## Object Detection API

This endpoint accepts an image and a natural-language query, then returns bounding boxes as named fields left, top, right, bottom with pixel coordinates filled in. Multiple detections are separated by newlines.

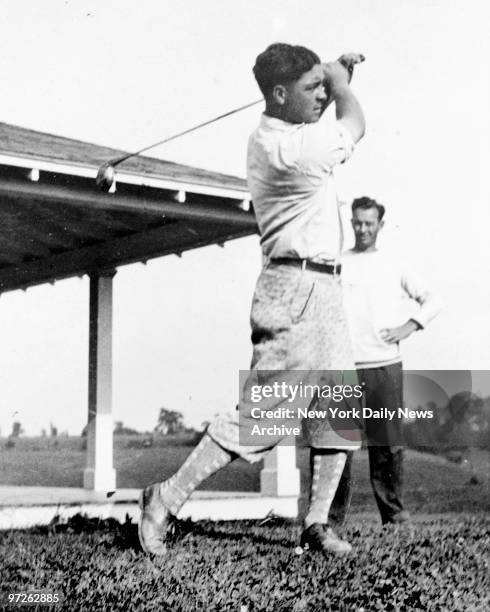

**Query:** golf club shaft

left=111, top=99, right=263, bottom=167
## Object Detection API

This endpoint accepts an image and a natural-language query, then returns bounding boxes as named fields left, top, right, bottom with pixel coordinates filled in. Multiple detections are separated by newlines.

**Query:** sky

left=0, top=0, right=488, bottom=435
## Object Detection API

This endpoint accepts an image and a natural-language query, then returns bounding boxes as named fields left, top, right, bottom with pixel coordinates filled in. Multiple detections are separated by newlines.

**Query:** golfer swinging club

left=139, top=43, right=366, bottom=556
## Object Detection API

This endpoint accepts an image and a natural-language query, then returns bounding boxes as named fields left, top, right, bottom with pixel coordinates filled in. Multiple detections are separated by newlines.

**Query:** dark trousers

left=330, top=362, right=405, bottom=525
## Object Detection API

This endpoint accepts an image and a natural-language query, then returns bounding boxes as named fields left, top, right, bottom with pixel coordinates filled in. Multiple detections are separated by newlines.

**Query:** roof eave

left=0, top=151, right=251, bottom=202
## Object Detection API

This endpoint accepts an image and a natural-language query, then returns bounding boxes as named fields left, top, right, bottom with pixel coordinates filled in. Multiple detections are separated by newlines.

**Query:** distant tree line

left=404, top=392, right=490, bottom=452
left=80, top=406, right=191, bottom=438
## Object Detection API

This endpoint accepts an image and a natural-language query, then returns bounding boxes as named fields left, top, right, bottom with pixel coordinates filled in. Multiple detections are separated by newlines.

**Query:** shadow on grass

left=174, top=515, right=297, bottom=548
left=25, top=514, right=141, bottom=551
left=31, top=513, right=298, bottom=554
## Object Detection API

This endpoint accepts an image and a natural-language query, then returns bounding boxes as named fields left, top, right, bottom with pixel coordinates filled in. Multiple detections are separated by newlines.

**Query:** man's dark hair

left=253, top=43, right=320, bottom=98
left=352, top=196, right=386, bottom=221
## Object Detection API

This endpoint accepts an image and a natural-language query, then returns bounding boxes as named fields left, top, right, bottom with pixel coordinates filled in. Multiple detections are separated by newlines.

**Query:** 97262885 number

left=4, top=592, right=62, bottom=606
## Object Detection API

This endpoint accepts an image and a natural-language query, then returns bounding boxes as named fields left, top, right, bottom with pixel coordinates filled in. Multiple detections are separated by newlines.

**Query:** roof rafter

left=0, top=222, right=253, bottom=292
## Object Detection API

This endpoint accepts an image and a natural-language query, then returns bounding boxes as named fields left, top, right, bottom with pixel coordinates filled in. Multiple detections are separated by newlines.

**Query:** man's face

left=351, top=207, right=384, bottom=251
left=281, top=64, right=327, bottom=124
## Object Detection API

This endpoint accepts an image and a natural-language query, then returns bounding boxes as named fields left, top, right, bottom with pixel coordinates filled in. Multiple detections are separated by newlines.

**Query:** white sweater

left=341, top=249, right=443, bottom=368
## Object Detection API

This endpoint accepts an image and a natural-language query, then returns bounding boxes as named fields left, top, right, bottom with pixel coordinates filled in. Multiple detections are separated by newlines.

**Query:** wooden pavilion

left=0, top=122, right=263, bottom=492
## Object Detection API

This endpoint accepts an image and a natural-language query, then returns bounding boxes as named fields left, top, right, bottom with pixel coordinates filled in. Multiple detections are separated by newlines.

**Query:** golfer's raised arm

left=323, top=60, right=365, bottom=143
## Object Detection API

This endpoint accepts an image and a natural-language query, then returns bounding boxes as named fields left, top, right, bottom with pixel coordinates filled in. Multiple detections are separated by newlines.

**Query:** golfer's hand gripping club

left=321, top=52, right=365, bottom=108
left=337, top=52, right=366, bottom=80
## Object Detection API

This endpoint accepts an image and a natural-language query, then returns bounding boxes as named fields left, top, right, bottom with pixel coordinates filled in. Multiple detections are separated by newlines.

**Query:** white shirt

left=342, top=249, right=444, bottom=367
left=247, top=114, right=355, bottom=261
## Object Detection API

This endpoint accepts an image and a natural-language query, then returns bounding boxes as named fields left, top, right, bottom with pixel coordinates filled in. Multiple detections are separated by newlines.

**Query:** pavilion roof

left=0, top=122, right=256, bottom=292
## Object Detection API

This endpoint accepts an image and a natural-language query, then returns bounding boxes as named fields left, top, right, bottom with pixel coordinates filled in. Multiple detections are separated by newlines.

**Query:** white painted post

left=83, top=270, right=117, bottom=491
left=260, top=445, right=300, bottom=497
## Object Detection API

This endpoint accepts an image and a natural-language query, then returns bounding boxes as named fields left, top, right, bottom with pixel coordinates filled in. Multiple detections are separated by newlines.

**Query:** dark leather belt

left=270, top=257, right=341, bottom=275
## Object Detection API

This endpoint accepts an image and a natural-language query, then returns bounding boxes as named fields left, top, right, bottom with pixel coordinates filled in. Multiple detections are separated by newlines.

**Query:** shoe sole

left=300, top=539, right=352, bottom=556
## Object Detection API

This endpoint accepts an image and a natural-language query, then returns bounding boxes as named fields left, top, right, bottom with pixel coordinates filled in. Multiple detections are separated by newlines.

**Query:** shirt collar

left=259, top=113, right=302, bottom=131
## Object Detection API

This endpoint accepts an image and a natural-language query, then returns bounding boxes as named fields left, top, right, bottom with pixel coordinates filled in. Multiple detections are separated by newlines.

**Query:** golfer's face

left=284, top=64, right=327, bottom=124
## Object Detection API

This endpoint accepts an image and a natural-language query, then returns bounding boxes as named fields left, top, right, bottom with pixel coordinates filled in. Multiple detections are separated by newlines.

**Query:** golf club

left=95, top=99, right=263, bottom=192
left=95, top=54, right=365, bottom=192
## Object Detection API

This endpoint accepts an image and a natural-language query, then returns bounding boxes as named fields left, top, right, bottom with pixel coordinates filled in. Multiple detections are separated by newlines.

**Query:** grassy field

left=1, top=513, right=488, bottom=611
left=0, top=435, right=488, bottom=513
left=0, top=435, right=262, bottom=492
left=1, top=438, right=489, bottom=610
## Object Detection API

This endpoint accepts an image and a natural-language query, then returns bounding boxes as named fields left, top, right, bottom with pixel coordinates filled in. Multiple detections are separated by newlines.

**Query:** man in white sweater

left=340, top=196, right=443, bottom=523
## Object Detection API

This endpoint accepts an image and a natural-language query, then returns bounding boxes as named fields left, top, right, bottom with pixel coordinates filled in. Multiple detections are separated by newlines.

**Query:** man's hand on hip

left=380, top=320, right=419, bottom=344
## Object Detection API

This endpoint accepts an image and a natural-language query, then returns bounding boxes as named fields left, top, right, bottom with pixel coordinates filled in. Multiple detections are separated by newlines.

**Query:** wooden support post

left=260, top=445, right=300, bottom=497
left=83, top=270, right=117, bottom=491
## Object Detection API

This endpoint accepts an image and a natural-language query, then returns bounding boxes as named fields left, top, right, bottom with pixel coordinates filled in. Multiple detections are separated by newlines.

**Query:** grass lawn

left=1, top=514, right=488, bottom=611
left=1, top=435, right=488, bottom=513
left=0, top=435, right=262, bottom=492
left=1, top=438, right=489, bottom=610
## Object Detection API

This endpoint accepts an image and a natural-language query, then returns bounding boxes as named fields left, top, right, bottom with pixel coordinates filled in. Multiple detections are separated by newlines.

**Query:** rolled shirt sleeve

left=401, top=267, right=444, bottom=329
left=296, top=120, right=355, bottom=175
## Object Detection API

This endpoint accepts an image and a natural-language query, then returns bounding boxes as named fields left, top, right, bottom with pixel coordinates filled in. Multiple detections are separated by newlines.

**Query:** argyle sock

left=304, top=450, right=347, bottom=528
left=159, top=433, right=233, bottom=515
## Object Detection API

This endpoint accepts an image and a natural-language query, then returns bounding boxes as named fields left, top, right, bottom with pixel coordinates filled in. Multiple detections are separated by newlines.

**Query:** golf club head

left=96, top=162, right=116, bottom=192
